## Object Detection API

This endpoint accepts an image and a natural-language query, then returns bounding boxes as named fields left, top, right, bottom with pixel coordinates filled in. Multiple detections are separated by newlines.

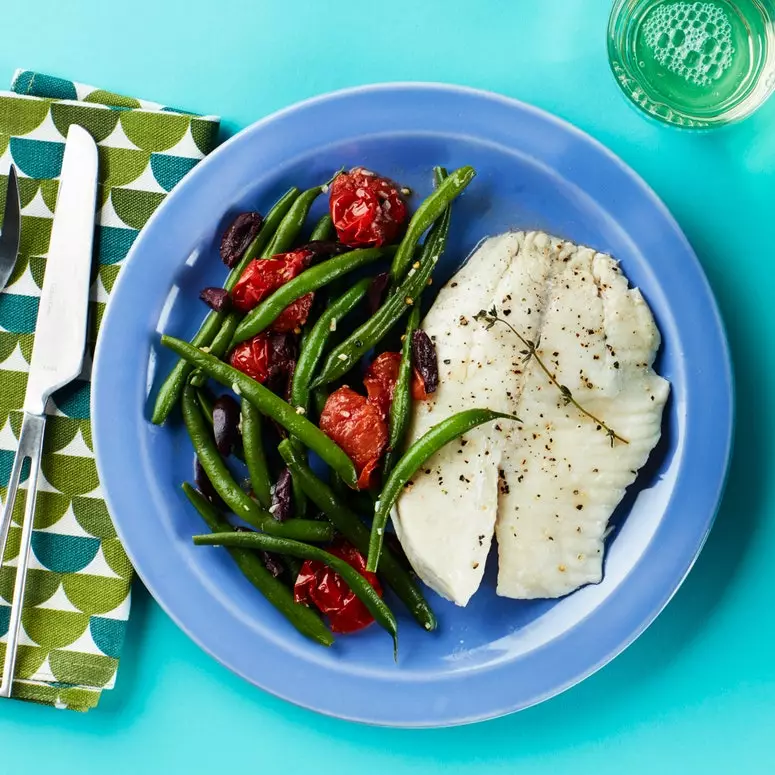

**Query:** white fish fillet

left=393, top=231, right=669, bottom=605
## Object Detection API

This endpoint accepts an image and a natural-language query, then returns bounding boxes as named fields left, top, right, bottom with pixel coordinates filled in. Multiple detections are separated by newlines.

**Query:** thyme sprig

left=474, top=306, right=628, bottom=447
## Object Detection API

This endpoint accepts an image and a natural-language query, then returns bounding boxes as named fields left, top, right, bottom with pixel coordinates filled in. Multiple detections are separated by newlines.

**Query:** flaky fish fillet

left=393, top=231, right=669, bottom=605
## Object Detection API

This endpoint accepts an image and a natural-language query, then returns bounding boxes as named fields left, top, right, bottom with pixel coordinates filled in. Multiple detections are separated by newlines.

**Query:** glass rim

left=608, top=0, right=775, bottom=128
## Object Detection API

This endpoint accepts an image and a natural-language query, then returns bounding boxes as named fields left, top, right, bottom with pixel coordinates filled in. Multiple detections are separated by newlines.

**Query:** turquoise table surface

left=1, top=0, right=773, bottom=771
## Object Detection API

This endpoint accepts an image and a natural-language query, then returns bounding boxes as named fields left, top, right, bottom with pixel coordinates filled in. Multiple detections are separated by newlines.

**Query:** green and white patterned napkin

left=0, top=70, right=220, bottom=710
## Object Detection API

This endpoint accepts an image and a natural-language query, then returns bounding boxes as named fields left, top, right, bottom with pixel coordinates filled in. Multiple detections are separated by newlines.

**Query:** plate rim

left=92, top=81, right=734, bottom=727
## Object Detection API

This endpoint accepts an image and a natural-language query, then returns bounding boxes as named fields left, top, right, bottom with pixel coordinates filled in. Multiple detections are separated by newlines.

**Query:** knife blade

left=0, top=125, right=98, bottom=698
left=24, top=125, right=99, bottom=416
left=0, top=165, right=21, bottom=292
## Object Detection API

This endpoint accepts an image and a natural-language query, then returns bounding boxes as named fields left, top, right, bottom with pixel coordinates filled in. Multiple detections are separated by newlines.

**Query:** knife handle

left=0, top=412, right=46, bottom=698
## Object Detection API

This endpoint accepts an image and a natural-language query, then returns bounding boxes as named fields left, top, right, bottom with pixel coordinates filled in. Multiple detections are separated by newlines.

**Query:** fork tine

left=0, top=413, right=47, bottom=699
left=0, top=165, right=21, bottom=293
left=0, top=435, right=28, bottom=571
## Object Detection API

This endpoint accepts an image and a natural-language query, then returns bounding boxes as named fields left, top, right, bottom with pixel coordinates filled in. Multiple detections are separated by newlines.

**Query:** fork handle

left=0, top=412, right=46, bottom=699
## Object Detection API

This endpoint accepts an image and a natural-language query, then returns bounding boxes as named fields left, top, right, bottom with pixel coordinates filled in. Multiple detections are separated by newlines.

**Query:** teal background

left=0, top=0, right=772, bottom=771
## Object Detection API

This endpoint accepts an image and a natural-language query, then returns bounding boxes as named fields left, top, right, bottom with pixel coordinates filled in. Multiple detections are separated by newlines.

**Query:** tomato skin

left=363, top=352, right=429, bottom=419
left=363, top=352, right=401, bottom=418
left=230, top=250, right=314, bottom=330
left=329, top=168, right=407, bottom=248
left=229, top=333, right=272, bottom=382
left=356, top=458, right=383, bottom=493
left=411, top=370, right=429, bottom=401
left=294, top=540, right=382, bottom=633
left=229, top=331, right=298, bottom=390
left=231, top=258, right=282, bottom=312
left=319, top=387, right=388, bottom=490
left=271, top=293, right=314, bottom=332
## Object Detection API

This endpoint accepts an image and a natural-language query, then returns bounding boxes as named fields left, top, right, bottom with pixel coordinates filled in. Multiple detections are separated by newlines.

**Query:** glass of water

left=608, top=0, right=775, bottom=127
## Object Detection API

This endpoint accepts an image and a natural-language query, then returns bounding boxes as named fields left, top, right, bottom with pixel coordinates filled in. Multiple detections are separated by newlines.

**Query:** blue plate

left=92, top=84, right=733, bottom=727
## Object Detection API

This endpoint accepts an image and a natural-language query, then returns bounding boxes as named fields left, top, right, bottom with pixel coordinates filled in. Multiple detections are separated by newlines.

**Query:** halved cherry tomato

left=412, top=371, right=429, bottom=401
left=329, top=168, right=407, bottom=248
left=319, top=387, right=388, bottom=490
left=229, top=331, right=298, bottom=388
left=231, top=250, right=314, bottom=331
left=229, top=333, right=271, bottom=383
left=272, top=293, right=314, bottom=333
left=363, top=352, right=428, bottom=419
left=294, top=540, right=382, bottom=633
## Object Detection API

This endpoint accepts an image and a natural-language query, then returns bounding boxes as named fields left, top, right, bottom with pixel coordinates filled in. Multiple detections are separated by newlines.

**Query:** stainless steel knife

left=0, top=165, right=21, bottom=292
left=0, top=125, right=98, bottom=699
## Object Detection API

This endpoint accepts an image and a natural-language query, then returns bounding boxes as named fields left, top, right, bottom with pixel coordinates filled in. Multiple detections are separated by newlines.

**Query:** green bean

left=381, top=168, right=447, bottom=473
left=308, top=387, right=345, bottom=511
left=195, top=387, right=245, bottom=462
left=312, top=387, right=330, bottom=422
left=290, top=278, right=371, bottom=414
left=310, top=214, right=334, bottom=241
left=189, top=310, right=239, bottom=388
left=251, top=192, right=307, bottom=262
left=182, top=483, right=333, bottom=647
left=329, top=470, right=347, bottom=500
left=285, top=279, right=371, bottom=518
left=194, top=531, right=398, bottom=656
left=279, top=440, right=437, bottom=632
left=181, top=383, right=334, bottom=541
left=150, top=320, right=222, bottom=424
left=284, top=381, right=310, bottom=518
left=309, top=385, right=343, bottom=493
left=196, top=387, right=215, bottom=424
left=150, top=188, right=300, bottom=425
left=192, top=186, right=310, bottom=390
left=241, top=400, right=272, bottom=509
left=201, top=186, right=316, bottom=378
left=348, top=488, right=377, bottom=516
left=165, top=338, right=359, bottom=488
left=231, top=247, right=388, bottom=345
left=289, top=466, right=308, bottom=520
left=311, top=206, right=450, bottom=388
left=284, top=556, right=303, bottom=580
left=389, top=166, right=475, bottom=283
left=291, top=320, right=314, bottom=512
left=383, top=306, right=420, bottom=477
left=367, top=409, right=520, bottom=573
left=208, top=310, right=240, bottom=358
left=265, top=186, right=323, bottom=256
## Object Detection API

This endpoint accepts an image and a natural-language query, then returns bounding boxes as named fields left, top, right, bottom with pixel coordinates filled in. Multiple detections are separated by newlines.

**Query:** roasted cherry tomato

left=294, top=540, right=382, bottom=633
left=363, top=352, right=429, bottom=418
left=319, top=387, right=388, bottom=490
left=363, top=351, right=400, bottom=418
left=272, top=293, right=314, bottom=333
left=329, top=167, right=407, bottom=248
left=229, top=333, right=271, bottom=382
left=229, top=331, right=298, bottom=388
left=231, top=250, right=314, bottom=331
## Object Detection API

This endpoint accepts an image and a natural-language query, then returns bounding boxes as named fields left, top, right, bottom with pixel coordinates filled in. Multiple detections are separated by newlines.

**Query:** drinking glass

left=608, top=0, right=775, bottom=127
